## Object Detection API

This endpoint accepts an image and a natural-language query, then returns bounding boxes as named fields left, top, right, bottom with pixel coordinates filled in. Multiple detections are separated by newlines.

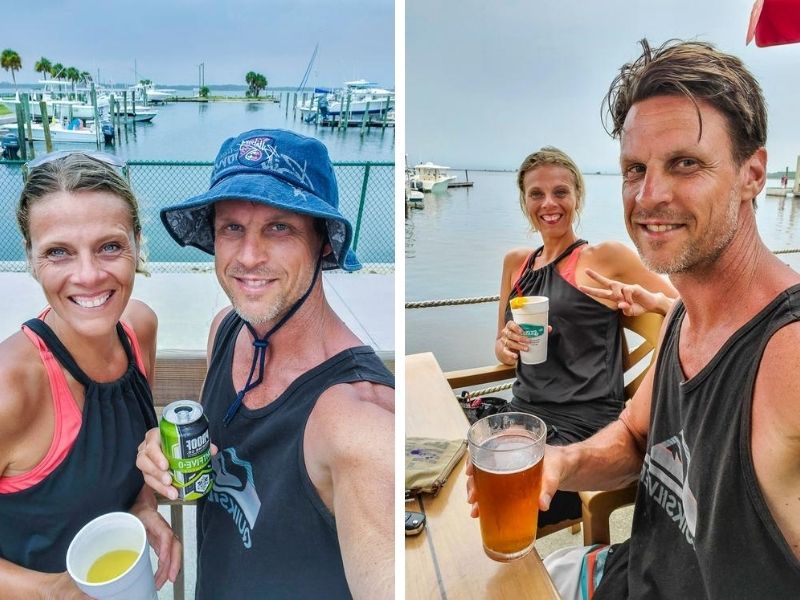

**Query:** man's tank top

left=507, top=239, right=624, bottom=442
left=598, top=287, right=800, bottom=598
left=0, top=318, right=156, bottom=572
left=195, top=311, right=395, bottom=599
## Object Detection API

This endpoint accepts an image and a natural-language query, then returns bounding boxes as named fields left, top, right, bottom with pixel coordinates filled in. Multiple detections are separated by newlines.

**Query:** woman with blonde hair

left=496, top=146, right=675, bottom=527
left=0, top=152, right=181, bottom=597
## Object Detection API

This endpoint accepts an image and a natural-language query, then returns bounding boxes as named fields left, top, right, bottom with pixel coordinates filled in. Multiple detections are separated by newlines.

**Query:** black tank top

left=0, top=319, right=156, bottom=572
left=507, top=240, right=624, bottom=442
left=195, top=311, right=394, bottom=599
left=599, top=287, right=800, bottom=598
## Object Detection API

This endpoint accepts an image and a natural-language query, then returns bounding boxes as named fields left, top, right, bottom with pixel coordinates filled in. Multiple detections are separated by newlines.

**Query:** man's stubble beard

left=635, top=191, right=740, bottom=276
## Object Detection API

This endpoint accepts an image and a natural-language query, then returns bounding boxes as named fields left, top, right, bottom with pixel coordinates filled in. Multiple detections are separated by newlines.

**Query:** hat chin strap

left=223, top=249, right=325, bottom=425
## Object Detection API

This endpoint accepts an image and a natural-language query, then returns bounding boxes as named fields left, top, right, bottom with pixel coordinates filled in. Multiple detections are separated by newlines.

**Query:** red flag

left=746, top=0, right=800, bottom=47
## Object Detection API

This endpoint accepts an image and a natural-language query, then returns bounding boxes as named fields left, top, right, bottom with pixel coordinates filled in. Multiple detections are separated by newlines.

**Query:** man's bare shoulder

left=207, top=306, right=235, bottom=359
left=308, top=380, right=394, bottom=462
left=756, top=320, right=800, bottom=429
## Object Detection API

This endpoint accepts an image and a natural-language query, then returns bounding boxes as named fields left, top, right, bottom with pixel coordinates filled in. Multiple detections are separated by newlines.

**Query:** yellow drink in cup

left=66, top=512, right=157, bottom=600
left=87, top=549, right=140, bottom=583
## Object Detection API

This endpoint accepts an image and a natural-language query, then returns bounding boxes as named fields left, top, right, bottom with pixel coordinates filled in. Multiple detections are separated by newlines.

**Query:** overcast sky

left=406, top=0, right=800, bottom=173
left=1, top=0, right=394, bottom=89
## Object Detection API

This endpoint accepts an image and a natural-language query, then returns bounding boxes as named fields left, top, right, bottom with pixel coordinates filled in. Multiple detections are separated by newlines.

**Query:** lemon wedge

left=509, top=297, right=527, bottom=309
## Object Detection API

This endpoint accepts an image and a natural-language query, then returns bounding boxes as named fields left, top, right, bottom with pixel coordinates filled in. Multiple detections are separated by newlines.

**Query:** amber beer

left=468, top=413, right=546, bottom=562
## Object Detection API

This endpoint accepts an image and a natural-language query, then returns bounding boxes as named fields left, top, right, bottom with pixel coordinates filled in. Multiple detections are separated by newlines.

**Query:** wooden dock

left=766, top=187, right=796, bottom=197
left=448, top=180, right=474, bottom=188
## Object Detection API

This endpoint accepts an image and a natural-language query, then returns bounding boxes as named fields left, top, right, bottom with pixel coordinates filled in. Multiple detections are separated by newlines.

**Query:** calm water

left=7, top=98, right=394, bottom=162
left=405, top=171, right=800, bottom=372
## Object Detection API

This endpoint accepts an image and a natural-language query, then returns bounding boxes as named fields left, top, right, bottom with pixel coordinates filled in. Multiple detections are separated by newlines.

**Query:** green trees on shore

left=1, top=49, right=22, bottom=90
left=245, top=71, right=268, bottom=97
left=34, top=57, right=52, bottom=81
left=1, top=51, right=93, bottom=92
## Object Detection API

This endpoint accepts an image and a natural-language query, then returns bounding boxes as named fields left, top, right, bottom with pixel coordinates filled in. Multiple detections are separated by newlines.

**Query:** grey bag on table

left=405, top=437, right=467, bottom=497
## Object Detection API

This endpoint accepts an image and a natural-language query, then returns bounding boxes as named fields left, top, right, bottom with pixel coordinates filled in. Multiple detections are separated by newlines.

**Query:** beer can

left=159, top=400, right=213, bottom=501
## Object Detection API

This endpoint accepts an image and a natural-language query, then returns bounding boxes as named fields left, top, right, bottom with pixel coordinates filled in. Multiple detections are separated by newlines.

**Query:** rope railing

left=461, top=382, right=514, bottom=399
left=405, top=295, right=499, bottom=309
left=406, top=248, right=800, bottom=309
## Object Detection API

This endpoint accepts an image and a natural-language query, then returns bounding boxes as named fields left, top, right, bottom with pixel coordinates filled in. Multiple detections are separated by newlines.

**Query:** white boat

left=412, top=162, right=456, bottom=193
left=297, top=79, right=394, bottom=123
left=1, top=81, right=110, bottom=121
left=112, top=105, right=158, bottom=123
left=128, top=83, right=175, bottom=103
left=13, top=109, right=115, bottom=144
left=14, top=119, right=99, bottom=143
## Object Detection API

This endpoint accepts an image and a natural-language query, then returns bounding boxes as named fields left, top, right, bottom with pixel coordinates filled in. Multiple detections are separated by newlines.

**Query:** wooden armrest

left=443, top=363, right=515, bottom=389
left=578, top=483, right=637, bottom=545
left=155, top=494, right=191, bottom=600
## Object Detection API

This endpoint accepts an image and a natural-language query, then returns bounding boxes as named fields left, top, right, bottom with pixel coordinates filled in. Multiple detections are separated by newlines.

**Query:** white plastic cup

left=66, top=512, right=156, bottom=600
left=510, top=296, right=549, bottom=365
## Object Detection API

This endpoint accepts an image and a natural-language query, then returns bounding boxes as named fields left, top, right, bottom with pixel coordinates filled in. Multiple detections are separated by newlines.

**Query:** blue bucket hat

left=160, top=128, right=361, bottom=271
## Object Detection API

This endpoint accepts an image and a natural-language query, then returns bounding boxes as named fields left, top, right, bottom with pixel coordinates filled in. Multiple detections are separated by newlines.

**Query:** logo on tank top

left=641, top=431, right=697, bottom=545
left=207, top=448, right=262, bottom=548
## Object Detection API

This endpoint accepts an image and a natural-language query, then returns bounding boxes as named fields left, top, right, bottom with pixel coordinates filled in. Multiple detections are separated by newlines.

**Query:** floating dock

left=766, top=187, right=796, bottom=197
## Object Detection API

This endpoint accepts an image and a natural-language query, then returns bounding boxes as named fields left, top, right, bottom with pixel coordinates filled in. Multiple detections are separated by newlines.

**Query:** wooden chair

left=442, top=310, right=664, bottom=543
left=578, top=311, right=662, bottom=544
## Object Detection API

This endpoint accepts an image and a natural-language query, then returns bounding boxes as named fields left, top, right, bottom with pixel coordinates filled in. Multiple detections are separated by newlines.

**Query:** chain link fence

left=0, top=159, right=394, bottom=274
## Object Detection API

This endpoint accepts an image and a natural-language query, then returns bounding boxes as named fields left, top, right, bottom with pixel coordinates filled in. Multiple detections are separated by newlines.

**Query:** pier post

left=21, top=94, right=34, bottom=158
left=382, top=95, right=390, bottom=130
left=795, top=155, right=800, bottom=196
left=123, top=92, right=129, bottom=141
left=90, top=84, right=101, bottom=148
left=39, top=101, right=53, bottom=153
left=360, top=101, right=370, bottom=136
left=341, top=91, right=352, bottom=131
left=14, top=103, right=27, bottom=160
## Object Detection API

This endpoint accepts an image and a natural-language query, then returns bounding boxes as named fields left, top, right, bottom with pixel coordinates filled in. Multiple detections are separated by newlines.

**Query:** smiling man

left=536, top=40, right=800, bottom=598
left=136, top=129, right=394, bottom=599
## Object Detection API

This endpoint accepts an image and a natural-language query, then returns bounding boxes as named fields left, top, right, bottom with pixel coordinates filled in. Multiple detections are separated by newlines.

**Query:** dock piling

left=39, top=101, right=53, bottom=153
left=21, top=94, right=35, bottom=157
left=14, top=103, right=27, bottom=161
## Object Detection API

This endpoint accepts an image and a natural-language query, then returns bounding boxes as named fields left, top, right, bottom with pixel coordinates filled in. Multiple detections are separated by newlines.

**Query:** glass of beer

left=468, top=412, right=546, bottom=562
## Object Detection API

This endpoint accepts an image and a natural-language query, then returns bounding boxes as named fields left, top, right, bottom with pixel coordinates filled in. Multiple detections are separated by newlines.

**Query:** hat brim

left=160, top=172, right=361, bottom=271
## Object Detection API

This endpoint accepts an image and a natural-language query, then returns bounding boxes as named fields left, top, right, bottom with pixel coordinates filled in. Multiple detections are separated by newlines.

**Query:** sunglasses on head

left=25, top=150, right=126, bottom=170
left=23, top=150, right=129, bottom=182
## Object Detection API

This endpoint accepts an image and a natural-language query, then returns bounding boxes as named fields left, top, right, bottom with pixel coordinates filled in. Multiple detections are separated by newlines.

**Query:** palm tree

left=1, top=49, right=22, bottom=91
left=50, top=62, right=65, bottom=80
left=34, top=57, right=52, bottom=82
left=80, top=71, right=92, bottom=85
left=65, top=66, right=80, bottom=93
left=245, top=71, right=268, bottom=98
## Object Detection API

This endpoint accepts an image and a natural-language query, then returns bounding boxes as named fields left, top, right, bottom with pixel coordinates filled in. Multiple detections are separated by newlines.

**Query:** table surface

left=405, top=352, right=562, bottom=600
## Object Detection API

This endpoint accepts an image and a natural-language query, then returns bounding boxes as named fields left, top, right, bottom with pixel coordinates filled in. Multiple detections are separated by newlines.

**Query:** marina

left=296, top=79, right=394, bottom=127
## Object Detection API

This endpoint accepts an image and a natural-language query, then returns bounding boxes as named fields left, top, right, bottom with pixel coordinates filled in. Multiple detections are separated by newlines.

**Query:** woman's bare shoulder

left=0, top=332, right=47, bottom=436
left=503, top=247, right=532, bottom=269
